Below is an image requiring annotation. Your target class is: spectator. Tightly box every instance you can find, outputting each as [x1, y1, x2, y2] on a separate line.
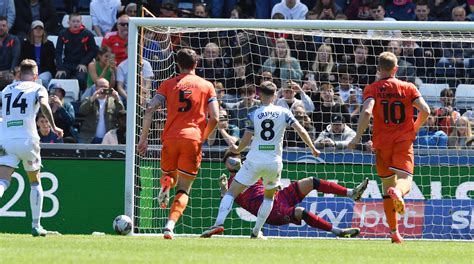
[367, 2, 401, 38]
[90, 0, 121, 37]
[271, 0, 309, 20]
[0, 0, 15, 29]
[0, 16, 20, 90]
[194, 3, 209, 18]
[312, 83, 350, 134]
[385, 0, 416, 21]
[468, 0, 474, 21]
[224, 56, 248, 100]
[207, 108, 240, 147]
[314, 114, 356, 149]
[345, 0, 372, 20]
[125, 2, 137, 17]
[275, 80, 315, 113]
[386, 40, 416, 83]
[448, 116, 474, 149]
[228, 85, 261, 136]
[311, 44, 336, 84]
[350, 44, 376, 89]
[402, 40, 436, 83]
[462, 110, 474, 130]
[288, 34, 317, 72]
[262, 37, 303, 87]
[102, 13, 128, 66]
[434, 88, 460, 136]
[78, 78, 124, 144]
[159, 1, 178, 18]
[429, 0, 458, 21]
[211, 0, 236, 18]
[285, 105, 316, 147]
[334, 65, 362, 124]
[414, 113, 448, 149]
[55, 13, 98, 91]
[48, 83, 77, 142]
[87, 45, 116, 90]
[12, 0, 58, 37]
[311, 0, 342, 20]
[36, 112, 64, 143]
[451, 5, 467, 21]
[412, 0, 435, 21]
[229, 6, 241, 19]
[20, 20, 56, 87]
[102, 109, 126, 145]
[256, 0, 280, 19]
[196, 42, 226, 84]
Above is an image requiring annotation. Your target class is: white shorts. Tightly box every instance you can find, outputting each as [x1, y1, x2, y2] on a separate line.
[233, 159, 283, 190]
[0, 138, 42, 171]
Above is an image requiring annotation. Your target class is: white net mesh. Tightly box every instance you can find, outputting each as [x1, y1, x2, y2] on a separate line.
[128, 20, 474, 240]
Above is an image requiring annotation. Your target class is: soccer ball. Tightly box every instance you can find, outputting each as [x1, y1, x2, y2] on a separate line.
[113, 215, 132, 235]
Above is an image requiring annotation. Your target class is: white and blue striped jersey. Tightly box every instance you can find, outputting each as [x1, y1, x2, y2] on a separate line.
[245, 104, 297, 162]
[0, 81, 48, 140]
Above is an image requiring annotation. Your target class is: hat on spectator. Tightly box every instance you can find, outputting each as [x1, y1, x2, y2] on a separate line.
[331, 114, 344, 124]
[49, 83, 66, 98]
[161, 0, 177, 10]
[31, 20, 44, 29]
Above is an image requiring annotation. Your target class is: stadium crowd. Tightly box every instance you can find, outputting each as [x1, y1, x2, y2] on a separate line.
[0, 0, 474, 148]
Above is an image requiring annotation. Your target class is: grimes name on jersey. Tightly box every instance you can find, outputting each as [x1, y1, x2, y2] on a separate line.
[257, 111, 280, 119]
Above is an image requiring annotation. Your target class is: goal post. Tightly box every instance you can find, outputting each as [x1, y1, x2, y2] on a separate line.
[125, 18, 474, 239]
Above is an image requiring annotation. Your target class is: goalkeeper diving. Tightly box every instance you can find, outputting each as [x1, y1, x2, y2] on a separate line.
[201, 151, 369, 238]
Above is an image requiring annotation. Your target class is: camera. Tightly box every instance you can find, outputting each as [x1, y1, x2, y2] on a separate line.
[102, 88, 113, 95]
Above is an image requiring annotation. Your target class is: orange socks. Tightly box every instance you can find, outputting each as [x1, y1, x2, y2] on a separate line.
[395, 178, 412, 196]
[383, 195, 397, 232]
[169, 191, 189, 223]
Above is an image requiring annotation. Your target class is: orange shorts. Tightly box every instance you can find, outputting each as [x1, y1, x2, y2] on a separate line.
[161, 138, 202, 178]
[375, 140, 414, 178]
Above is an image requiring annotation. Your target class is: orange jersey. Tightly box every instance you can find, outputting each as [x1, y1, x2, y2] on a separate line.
[157, 73, 216, 142]
[364, 77, 421, 148]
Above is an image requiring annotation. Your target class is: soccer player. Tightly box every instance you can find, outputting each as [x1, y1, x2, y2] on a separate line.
[0, 59, 64, 236]
[201, 151, 368, 238]
[348, 52, 430, 243]
[202, 81, 320, 239]
[137, 48, 219, 240]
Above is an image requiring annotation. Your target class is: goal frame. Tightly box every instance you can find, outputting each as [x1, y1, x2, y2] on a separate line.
[124, 17, 474, 234]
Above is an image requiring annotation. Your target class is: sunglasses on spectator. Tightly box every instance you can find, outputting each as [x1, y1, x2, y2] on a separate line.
[118, 23, 128, 27]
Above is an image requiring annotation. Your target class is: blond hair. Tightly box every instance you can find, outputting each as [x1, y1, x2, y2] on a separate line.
[271, 38, 291, 61]
[312, 44, 334, 74]
[20, 59, 38, 76]
[448, 116, 473, 148]
[378, 52, 398, 72]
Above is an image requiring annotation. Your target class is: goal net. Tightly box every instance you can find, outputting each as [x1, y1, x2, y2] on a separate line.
[125, 18, 474, 240]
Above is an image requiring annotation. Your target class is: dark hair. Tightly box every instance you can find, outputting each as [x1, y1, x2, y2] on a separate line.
[176, 48, 199, 70]
[240, 84, 256, 95]
[69, 13, 82, 19]
[370, 1, 383, 10]
[0, 16, 7, 23]
[259, 81, 277, 96]
[416, 0, 429, 6]
[96, 45, 112, 60]
[36, 112, 45, 122]
[337, 65, 355, 77]
[117, 109, 127, 119]
[440, 88, 454, 98]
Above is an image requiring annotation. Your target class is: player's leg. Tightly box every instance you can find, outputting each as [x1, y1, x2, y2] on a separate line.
[202, 160, 257, 238]
[158, 140, 179, 209]
[163, 174, 194, 239]
[0, 166, 14, 198]
[251, 187, 277, 239]
[293, 207, 360, 237]
[387, 140, 415, 216]
[376, 147, 402, 243]
[26, 170, 47, 237]
[297, 177, 369, 201]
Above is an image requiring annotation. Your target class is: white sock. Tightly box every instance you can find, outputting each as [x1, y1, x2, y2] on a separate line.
[0, 179, 10, 198]
[164, 220, 176, 231]
[346, 189, 353, 197]
[332, 227, 342, 235]
[252, 198, 274, 235]
[215, 194, 234, 226]
[30, 183, 43, 229]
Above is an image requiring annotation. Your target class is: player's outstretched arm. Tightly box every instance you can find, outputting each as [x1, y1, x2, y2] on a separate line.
[349, 98, 375, 149]
[413, 97, 431, 133]
[202, 100, 219, 143]
[291, 121, 320, 157]
[39, 95, 64, 138]
[137, 94, 164, 155]
[230, 131, 253, 153]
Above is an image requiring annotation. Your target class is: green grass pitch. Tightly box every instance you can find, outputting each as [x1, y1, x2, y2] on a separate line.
[0, 234, 472, 263]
